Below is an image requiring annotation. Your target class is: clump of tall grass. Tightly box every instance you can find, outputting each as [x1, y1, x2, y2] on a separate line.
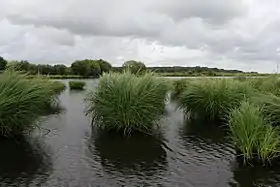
[178, 79, 257, 121]
[86, 71, 168, 135]
[49, 81, 66, 94]
[69, 81, 86, 90]
[249, 76, 280, 96]
[251, 94, 280, 125]
[228, 102, 280, 164]
[171, 79, 189, 99]
[0, 71, 61, 137]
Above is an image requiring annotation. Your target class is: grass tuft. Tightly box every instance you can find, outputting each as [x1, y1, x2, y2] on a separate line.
[228, 101, 280, 164]
[69, 81, 86, 90]
[0, 71, 61, 137]
[178, 79, 256, 121]
[85, 71, 168, 135]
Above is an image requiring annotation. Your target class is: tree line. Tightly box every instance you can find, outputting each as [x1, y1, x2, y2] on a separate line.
[0, 56, 252, 77]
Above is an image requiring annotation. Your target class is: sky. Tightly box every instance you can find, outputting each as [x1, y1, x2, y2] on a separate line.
[0, 0, 280, 72]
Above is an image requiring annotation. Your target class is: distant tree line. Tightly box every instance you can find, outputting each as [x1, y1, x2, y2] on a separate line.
[0, 56, 255, 77]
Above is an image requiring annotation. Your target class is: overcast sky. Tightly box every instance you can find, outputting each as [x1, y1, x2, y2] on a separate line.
[0, 0, 279, 72]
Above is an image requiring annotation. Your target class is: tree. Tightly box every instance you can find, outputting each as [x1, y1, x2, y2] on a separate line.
[54, 64, 67, 75]
[96, 59, 112, 74]
[88, 60, 101, 77]
[122, 60, 147, 74]
[0, 56, 7, 70]
[71, 60, 91, 76]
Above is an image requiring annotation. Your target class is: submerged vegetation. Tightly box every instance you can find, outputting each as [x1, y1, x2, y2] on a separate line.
[0, 71, 65, 137]
[86, 71, 168, 135]
[69, 81, 86, 90]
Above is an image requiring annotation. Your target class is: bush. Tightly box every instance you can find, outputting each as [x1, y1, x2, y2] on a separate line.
[178, 79, 256, 120]
[85, 71, 168, 135]
[0, 71, 60, 137]
[69, 81, 86, 90]
[228, 102, 280, 164]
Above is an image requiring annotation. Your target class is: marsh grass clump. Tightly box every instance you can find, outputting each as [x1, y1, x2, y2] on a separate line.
[69, 81, 86, 90]
[86, 71, 168, 135]
[178, 79, 256, 121]
[0, 71, 60, 137]
[251, 94, 280, 125]
[49, 81, 66, 94]
[229, 102, 280, 164]
[171, 79, 189, 100]
[250, 76, 280, 96]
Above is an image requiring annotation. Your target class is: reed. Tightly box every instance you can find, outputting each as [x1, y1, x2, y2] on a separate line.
[178, 79, 256, 120]
[0, 71, 61, 137]
[86, 71, 168, 135]
[228, 102, 280, 164]
[69, 81, 86, 90]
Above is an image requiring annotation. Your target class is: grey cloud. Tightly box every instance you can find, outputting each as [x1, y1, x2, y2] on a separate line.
[150, 0, 247, 24]
[0, 0, 279, 73]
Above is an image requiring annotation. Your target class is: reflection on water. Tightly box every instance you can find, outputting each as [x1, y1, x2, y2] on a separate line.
[90, 130, 167, 182]
[230, 160, 280, 187]
[0, 136, 52, 186]
[1, 79, 280, 186]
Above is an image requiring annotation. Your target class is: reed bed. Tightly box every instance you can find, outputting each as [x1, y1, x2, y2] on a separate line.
[69, 81, 86, 90]
[178, 79, 256, 121]
[228, 102, 280, 164]
[86, 72, 168, 135]
[0, 71, 62, 137]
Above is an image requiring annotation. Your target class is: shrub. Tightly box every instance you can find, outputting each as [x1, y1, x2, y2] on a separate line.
[85, 71, 168, 135]
[178, 79, 256, 120]
[228, 102, 280, 164]
[69, 81, 86, 90]
[0, 71, 60, 137]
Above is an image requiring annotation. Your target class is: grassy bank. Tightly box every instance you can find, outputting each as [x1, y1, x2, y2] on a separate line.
[86, 71, 168, 135]
[0, 71, 65, 137]
[28, 74, 97, 79]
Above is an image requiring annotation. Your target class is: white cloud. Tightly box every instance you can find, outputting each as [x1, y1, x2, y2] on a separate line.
[0, 0, 279, 72]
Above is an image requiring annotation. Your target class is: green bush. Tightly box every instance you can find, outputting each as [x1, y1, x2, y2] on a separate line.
[69, 81, 86, 90]
[228, 102, 280, 164]
[178, 79, 256, 120]
[85, 72, 168, 135]
[0, 71, 60, 137]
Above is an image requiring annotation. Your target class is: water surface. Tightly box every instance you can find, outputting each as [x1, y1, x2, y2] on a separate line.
[0, 79, 280, 187]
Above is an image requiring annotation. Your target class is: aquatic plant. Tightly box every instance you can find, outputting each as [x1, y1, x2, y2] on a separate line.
[0, 71, 61, 137]
[251, 94, 280, 125]
[86, 71, 168, 135]
[228, 102, 280, 164]
[249, 76, 280, 96]
[49, 81, 66, 94]
[171, 79, 189, 100]
[69, 81, 86, 90]
[178, 79, 256, 120]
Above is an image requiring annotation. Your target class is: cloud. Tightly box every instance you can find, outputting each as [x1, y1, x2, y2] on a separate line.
[0, 0, 279, 72]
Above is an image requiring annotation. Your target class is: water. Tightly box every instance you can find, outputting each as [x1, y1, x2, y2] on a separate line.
[0, 79, 280, 187]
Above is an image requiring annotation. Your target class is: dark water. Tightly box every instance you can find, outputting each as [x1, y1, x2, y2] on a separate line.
[1, 80, 280, 187]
